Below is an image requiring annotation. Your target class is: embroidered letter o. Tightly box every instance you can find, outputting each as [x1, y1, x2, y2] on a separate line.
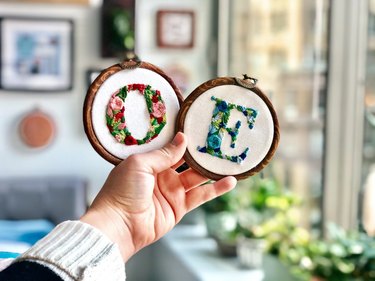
[106, 84, 167, 145]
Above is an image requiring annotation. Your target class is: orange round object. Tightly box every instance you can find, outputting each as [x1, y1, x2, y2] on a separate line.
[19, 110, 56, 148]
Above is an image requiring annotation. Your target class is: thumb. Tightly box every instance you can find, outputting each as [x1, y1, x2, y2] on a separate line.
[136, 132, 187, 173]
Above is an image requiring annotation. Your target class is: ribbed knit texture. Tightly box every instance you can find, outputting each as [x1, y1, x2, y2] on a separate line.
[16, 221, 125, 281]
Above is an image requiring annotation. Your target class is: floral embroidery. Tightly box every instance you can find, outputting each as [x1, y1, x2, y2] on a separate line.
[106, 84, 167, 145]
[197, 96, 258, 164]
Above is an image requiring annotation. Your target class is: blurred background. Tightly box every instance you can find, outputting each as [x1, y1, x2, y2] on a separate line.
[0, 0, 374, 280]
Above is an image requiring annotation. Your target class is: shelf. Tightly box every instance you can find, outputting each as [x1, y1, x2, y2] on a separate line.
[152, 225, 296, 281]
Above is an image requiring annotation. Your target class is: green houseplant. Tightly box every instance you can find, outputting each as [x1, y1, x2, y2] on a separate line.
[280, 224, 375, 281]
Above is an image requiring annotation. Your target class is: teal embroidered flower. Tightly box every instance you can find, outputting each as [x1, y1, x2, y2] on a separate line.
[207, 134, 222, 150]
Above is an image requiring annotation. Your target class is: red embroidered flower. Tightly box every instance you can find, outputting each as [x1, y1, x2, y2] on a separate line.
[132, 83, 146, 93]
[125, 135, 138, 145]
[152, 95, 159, 103]
[115, 112, 124, 120]
[155, 90, 160, 96]
[157, 117, 164, 124]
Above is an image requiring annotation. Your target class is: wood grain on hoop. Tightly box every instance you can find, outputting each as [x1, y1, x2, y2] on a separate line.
[83, 61, 184, 165]
[176, 77, 280, 180]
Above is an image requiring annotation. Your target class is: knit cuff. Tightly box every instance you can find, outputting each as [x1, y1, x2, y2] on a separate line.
[16, 221, 125, 281]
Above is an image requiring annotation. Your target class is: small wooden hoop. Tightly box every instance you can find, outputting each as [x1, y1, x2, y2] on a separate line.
[83, 60, 184, 165]
[176, 77, 280, 180]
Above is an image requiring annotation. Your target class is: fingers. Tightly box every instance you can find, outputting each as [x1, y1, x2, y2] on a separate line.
[185, 176, 237, 212]
[134, 132, 187, 174]
[179, 169, 210, 191]
[171, 158, 185, 170]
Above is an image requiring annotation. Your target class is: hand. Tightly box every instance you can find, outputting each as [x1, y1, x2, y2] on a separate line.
[81, 132, 237, 261]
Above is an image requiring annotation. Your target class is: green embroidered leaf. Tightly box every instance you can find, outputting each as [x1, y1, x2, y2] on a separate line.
[106, 114, 112, 125]
[118, 86, 127, 100]
[154, 125, 164, 135]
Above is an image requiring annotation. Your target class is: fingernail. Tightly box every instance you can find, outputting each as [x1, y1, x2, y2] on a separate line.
[172, 132, 183, 146]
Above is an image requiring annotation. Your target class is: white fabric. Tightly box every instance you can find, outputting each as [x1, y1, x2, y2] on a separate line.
[92, 68, 180, 159]
[17, 221, 125, 281]
[184, 85, 275, 176]
[0, 259, 13, 271]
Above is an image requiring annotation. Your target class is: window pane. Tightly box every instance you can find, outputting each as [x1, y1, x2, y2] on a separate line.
[228, 0, 330, 232]
[361, 0, 375, 236]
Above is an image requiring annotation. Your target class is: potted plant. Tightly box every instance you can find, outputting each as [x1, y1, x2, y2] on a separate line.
[235, 176, 302, 268]
[281, 224, 375, 281]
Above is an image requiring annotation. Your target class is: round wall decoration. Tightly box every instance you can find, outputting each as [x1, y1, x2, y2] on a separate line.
[83, 57, 183, 165]
[176, 76, 280, 180]
[19, 109, 56, 149]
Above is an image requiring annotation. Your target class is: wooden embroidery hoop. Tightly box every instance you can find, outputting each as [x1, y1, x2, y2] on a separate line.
[176, 76, 280, 180]
[83, 55, 183, 165]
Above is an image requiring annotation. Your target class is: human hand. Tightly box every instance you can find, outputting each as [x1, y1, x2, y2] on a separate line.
[81, 132, 237, 261]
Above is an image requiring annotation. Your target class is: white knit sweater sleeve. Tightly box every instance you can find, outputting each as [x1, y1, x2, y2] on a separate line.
[15, 221, 126, 281]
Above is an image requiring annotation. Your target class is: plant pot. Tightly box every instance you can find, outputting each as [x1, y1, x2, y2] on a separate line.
[237, 237, 266, 269]
[213, 237, 237, 257]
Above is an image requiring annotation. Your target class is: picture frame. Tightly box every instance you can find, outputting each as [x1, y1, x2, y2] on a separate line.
[156, 10, 195, 49]
[0, 17, 74, 92]
[101, 0, 136, 58]
[0, 0, 89, 4]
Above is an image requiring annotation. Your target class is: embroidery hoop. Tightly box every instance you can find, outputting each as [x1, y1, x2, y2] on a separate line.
[176, 76, 280, 180]
[83, 56, 183, 165]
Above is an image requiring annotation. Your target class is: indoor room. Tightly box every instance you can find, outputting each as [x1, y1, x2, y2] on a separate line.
[0, 0, 374, 280]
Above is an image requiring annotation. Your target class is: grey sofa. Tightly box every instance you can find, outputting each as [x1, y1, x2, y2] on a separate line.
[0, 177, 87, 224]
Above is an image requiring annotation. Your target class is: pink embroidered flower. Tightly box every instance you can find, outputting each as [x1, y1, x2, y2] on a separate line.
[152, 102, 166, 118]
[107, 107, 113, 118]
[115, 134, 123, 142]
[118, 123, 126, 130]
[110, 96, 124, 111]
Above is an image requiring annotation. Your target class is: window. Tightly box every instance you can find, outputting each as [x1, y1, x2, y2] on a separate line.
[226, 0, 329, 233]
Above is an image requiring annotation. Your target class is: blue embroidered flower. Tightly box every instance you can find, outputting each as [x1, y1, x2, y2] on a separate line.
[218, 100, 228, 111]
[207, 134, 222, 149]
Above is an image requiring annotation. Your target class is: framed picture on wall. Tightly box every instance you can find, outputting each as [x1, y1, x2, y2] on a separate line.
[157, 10, 195, 49]
[0, 0, 89, 4]
[101, 0, 136, 58]
[0, 17, 74, 92]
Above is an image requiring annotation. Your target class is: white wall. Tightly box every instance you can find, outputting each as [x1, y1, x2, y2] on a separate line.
[136, 0, 216, 95]
[0, 1, 215, 202]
